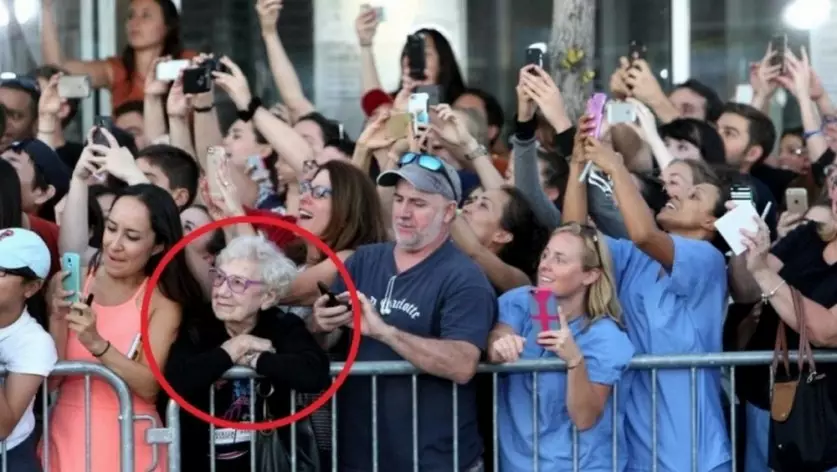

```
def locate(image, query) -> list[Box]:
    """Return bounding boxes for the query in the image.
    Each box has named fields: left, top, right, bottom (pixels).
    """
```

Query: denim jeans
left=5, top=433, right=43, bottom=472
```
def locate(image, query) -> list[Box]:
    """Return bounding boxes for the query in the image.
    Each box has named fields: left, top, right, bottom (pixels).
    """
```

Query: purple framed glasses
left=210, top=268, right=263, bottom=294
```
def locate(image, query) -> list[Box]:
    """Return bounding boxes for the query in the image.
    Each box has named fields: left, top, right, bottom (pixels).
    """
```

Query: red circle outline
left=141, top=215, right=361, bottom=431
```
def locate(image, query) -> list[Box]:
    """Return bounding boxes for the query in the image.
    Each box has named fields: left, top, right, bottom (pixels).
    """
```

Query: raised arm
left=257, top=0, right=316, bottom=121
left=165, top=75, right=197, bottom=158
left=355, top=5, right=385, bottom=94
left=451, top=217, right=531, bottom=292
left=624, top=58, right=680, bottom=124
left=143, top=57, right=172, bottom=144
left=40, top=0, right=113, bottom=89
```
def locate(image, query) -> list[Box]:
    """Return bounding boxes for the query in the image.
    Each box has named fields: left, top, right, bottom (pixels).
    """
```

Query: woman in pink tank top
left=42, top=184, right=205, bottom=471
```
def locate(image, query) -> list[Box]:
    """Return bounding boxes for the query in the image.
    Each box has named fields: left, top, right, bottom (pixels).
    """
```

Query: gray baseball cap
left=377, top=157, right=462, bottom=202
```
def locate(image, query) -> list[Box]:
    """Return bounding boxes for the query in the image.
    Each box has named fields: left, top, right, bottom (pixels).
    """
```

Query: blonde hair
left=553, top=223, right=623, bottom=330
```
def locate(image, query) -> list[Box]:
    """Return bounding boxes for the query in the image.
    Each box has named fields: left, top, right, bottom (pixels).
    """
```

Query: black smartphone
left=414, top=85, right=441, bottom=106
left=85, top=293, right=95, bottom=306
left=730, top=183, right=754, bottom=203
left=92, top=116, right=113, bottom=146
left=182, top=67, right=210, bottom=94
left=406, top=34, right=426, bottom=81
left=629, top=40, right=647, bottom=65
left=525, top=47, right=545, bottom=72
left=317, top=281, right=351, bottom=309
left=770, top=34, right=788, bottom=71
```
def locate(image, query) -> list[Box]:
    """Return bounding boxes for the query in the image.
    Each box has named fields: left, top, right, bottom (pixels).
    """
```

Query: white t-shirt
left=0, top=309, right=58, bottom=450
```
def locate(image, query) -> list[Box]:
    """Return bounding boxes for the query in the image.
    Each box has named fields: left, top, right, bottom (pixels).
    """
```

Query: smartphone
left=61, top=253, right=82, bottom=303
left=414, top=85, right=441, bottom=106
left=386, top=112, right=412, bottom=140
left=92, top=116, right=113, bottom=146
left=578, top=93, right=609, bottom=183
left=731, top=183, right=754, bottom=203
left=408, top=93, right=430, bottom=133
left=317, top=281, right=351, bottom=309
left=57, top=75, right=91, bottom=99
left=785, top=187, right=808, bottom=214
left=529, top=288, right=561, bottom=334
left=155, top=59, right=190, bottom=81
left=182, top=67, right=210, bottom=94
left=526, top=47, right=545, bottom=71
left=628, top=40, right=647, bottom=64
left=770, top=34, right=788, bottom=71
left=405, top=34, right=426, bottom=81
left=126, top=334, right=142, bottom=360
left=606, top=101, right=636, bottom=124
left=372, top=6, right=384, bottom=21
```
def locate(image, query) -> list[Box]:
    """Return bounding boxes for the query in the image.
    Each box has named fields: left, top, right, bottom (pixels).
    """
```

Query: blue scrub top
left=496, top=286, right=635, bottom=472
left=606, top=235, right=732, bottom=472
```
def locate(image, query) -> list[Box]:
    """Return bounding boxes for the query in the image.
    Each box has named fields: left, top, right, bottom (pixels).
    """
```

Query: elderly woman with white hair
left=164, top=235, right=331, bottom=471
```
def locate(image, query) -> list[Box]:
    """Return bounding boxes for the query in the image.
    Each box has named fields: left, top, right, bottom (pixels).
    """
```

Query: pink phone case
left=529, top=288, right=561, bottom=334
left=585, top=93, right=608, bottom=139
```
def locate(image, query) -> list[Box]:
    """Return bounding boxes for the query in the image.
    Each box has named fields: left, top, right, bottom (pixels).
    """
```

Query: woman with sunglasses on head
left=563, top=118, right=733, bottom=472
left=164, top=235, right=330, bottom=471
left=488, top=223, right=634, bottom=471
left=43, top=183, right=203, bottom=472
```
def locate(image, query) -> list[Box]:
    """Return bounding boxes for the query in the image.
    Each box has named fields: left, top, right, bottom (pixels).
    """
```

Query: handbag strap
left=772, top=306, right=791, bottom=376
left=791, top=287, right=817, bottom=374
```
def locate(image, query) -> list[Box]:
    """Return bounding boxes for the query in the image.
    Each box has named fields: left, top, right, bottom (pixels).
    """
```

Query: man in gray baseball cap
left=377, top=152, right=462, bottom=203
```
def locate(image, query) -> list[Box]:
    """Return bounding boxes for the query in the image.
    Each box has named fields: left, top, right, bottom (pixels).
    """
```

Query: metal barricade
left=0, top=361, right=135, bottom=472
left=159, top=351, right=837, bottom=472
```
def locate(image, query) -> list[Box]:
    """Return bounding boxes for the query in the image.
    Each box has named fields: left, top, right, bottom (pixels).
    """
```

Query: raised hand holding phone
left=536, top=296, right=583, bottom=368
left=578, top=93, right=608, bottom=182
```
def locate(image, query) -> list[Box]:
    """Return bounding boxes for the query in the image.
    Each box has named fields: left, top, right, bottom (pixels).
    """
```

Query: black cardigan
left=164, top=307, right=330, bottom=471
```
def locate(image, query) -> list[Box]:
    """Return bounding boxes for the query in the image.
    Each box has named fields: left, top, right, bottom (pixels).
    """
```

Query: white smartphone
left=606, top=101, right=636, bottom=124
left=57, top=75, right=91, bottom=99
left=408, top=93, right=430, bottom=134
left=126, top=334, right=141, bottom=360
left=155, top=59, right=190, bottom=81
left=785, top=187, right=808, bottom=215
left=372, top=6, right=385, bottom=21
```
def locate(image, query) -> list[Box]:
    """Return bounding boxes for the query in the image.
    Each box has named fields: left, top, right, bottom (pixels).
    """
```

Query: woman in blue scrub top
left=488, top=222, right=635, bottom=471
left=563, top=121, right=733, bottom=472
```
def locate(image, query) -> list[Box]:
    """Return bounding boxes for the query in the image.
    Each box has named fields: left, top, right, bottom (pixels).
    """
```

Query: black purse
left=768, top=288, right=837, bottom=471
left=257, top=387, right=321, bottom=472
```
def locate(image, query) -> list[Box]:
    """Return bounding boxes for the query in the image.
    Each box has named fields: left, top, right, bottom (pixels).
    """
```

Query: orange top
left=105, top=50, right=198, bottom=109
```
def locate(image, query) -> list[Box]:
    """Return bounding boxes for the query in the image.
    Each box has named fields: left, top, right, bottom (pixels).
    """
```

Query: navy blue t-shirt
left=331, top=240, right=497, bottom=471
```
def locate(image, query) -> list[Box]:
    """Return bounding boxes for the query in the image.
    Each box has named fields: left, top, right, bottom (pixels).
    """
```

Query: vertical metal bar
left=452, top=383, right=459, bottom=472
left=572, top=426, right=579, bottom=472
left=1, top=438, right=6, bottom=472
left=167, top=400, right=182, bottom=472
left=691, top=367, right=697, bottom=472
left=94, top=0, right=115, bottom=115
left=250, top=378, right=257, bottom=472
left=730, top=367, right=737, bottom=472
left=42, top=380, right=50, bottom=472
left=492, top=373, right=499, bottom=472
left=612, top=385, right=618, bottom=472
left=79, top=0, right=95, bottom=131
left=371, top=375, right=378, bottom=472
left=671, top=0, right=692, bottom=84
left=412, top=375, right=419, bottom=472
left=331, top=382, right=338, bottom=472
left=85, top=374, right=92, bottom=472
left=651, top=369, right=658, bottom=472
left=291, top=389, right=298, bottom=472
left=209, top=387, right=216, bottom=472
left=532, top=372, right=539, bottom=472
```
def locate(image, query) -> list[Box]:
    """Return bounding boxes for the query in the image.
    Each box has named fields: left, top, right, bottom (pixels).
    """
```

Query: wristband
left=237, top=97, right=263, bottom=122
left=803, top=129, right=823, bottom=140
left=93, top=341, right=111, bottom=358
left=193, top=104, right=214, bottom=113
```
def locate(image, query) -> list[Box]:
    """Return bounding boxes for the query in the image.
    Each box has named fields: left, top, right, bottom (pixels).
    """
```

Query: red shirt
left=27, top=214, right=61, bottom=278
left=242, top=208, right=299, bottom=250
left=106, top=50, right=199, bottom=109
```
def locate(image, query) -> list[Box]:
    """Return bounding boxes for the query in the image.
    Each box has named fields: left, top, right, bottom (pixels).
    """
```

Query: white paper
left=713, top=203, right=760, bottom=256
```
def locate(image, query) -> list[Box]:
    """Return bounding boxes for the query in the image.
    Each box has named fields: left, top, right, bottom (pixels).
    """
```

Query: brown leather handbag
left=768, top=288, right=837, bottom=471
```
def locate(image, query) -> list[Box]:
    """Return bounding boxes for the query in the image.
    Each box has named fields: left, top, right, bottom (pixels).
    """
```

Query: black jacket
left=164, top=307, right=330, bottom=471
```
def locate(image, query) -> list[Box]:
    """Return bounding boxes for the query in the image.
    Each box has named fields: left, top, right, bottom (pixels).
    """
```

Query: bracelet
left=237, top=97, right=263, bottom=122
left=92, top=341, right=111, bottom=358
left=567, top=357, right=583, bottom=370
left=193, top=104, right=214, bottom=113
left=761, top=279, right=787, bottom=305
left=803, top=129, right=823, bottom=140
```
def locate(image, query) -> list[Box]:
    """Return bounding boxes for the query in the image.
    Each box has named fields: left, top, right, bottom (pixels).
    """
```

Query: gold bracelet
left=761, top=279, right=787, bottom=305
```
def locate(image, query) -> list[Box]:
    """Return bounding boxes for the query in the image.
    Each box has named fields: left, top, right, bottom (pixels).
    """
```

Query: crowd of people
left=0, top=0, right=835, bottom=471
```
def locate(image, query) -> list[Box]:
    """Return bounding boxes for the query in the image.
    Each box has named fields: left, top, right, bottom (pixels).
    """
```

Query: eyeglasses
left=299, top=180, right=332, bottom=199
left=209, top=268, right=263, bottom=294
left=398, top=152, right=459, bottom=201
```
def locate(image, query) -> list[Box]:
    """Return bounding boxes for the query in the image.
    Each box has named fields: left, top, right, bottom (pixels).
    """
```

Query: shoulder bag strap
left=791, top=287, right=817, bottom=375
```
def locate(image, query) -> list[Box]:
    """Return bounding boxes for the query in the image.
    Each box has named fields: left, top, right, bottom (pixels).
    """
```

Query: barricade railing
left=158, top=351, right=837, bottom=472
left=0, top=361, right=135, bottom=472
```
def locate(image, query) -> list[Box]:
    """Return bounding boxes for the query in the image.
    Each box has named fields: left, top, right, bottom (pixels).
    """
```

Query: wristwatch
left=464, top=143, right=489, bottom=162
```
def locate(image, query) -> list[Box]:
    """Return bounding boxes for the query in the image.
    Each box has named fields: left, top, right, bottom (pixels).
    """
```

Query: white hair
left=215, top=235, right=298, bottom=298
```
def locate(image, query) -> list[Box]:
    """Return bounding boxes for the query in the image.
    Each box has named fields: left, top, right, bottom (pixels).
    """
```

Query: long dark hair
left=495, top=186, right=550, bottom=281
left=108, top=184, right=203, bottom=309
left=397, top=28, right=466, bottom=104
left=0, top=158, right=23, bottom=228
left=121, top=0, right=183, bottom=81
